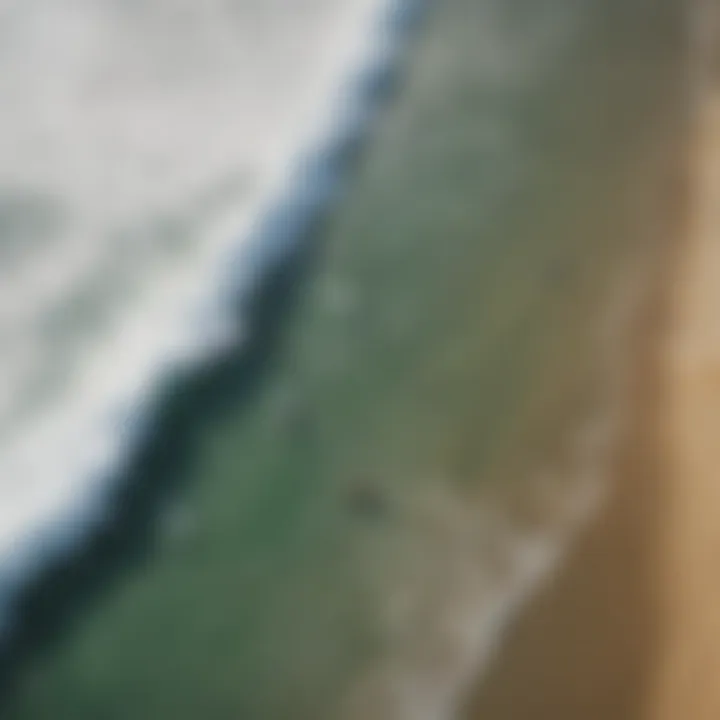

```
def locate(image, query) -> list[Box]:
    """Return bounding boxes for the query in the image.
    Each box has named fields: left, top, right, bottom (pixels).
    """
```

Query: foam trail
left=0, top=0, right=425, bottom=642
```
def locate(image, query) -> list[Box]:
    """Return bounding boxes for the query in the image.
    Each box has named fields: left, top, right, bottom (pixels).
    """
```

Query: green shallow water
left=6, top=1, right=689, bottom=718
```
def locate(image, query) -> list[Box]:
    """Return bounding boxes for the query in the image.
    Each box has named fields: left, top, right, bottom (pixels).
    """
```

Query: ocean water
left=0, top=0, right=414, bottom=627
left=0, top=0, right=688, bottom=718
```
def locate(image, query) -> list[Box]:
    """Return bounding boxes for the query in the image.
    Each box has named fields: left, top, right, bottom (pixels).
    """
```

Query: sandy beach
left=644, top=87, right=720, bottom=720
left=465, top=59, right=720, bottom=720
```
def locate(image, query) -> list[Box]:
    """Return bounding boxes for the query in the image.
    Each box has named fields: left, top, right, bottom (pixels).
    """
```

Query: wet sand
left=464, top=80, right=720, bottom=720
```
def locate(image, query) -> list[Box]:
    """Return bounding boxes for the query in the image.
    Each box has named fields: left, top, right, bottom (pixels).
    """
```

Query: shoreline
left=1, top=3, right=693, bottom=717
left=463, top=48, right=720, bottom=720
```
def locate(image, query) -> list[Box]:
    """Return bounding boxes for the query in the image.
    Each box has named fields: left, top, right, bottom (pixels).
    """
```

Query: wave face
left=0, top=0, right=416, bottom=631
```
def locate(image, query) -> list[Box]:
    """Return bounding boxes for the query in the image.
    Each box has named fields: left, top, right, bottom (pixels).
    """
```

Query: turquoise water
left=2, top=0, right=688, bottom=718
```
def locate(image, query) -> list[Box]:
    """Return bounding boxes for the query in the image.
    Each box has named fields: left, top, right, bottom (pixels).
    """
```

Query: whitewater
left=0, top=0, right=421, bottom=636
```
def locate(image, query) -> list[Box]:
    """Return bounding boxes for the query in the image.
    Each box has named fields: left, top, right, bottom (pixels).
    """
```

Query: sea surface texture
left=0, top=0, right=399, bottom=621
left=0, top=0, right=687, bottom=719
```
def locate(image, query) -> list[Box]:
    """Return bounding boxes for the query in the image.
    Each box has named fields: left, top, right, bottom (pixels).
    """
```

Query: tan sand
left=462, top=69, right=720, bottom=720
left=641, top=90, right=720, bottom=720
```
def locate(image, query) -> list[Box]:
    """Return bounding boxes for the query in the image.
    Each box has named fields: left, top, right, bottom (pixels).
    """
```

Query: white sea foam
left=0, top=0, right=422, bottom=634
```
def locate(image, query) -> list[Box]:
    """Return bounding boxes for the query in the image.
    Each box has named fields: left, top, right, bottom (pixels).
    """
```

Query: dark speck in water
left=345, top=480, right=389, bottom=520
